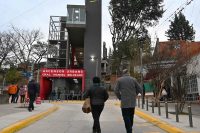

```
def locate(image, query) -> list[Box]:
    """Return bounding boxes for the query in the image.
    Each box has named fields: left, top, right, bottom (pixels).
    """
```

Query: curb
left=0, top=105, right=59, bottom=133
left=135, top=108, right=185, bottom=133
left=114, top=102, right=185, bottom=133
left=51, top=100, right=84, bottom=104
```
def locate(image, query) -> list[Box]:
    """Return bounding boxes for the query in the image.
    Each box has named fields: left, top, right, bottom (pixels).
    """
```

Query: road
left=17, top=102, right=166, bottom=133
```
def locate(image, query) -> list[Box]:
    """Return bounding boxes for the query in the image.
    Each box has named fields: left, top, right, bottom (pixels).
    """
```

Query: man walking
left=114, top=69, right=143, bottom=133
left=27, top=79, right=38, bottom=112
left=83, top=77, right=109, bottom=133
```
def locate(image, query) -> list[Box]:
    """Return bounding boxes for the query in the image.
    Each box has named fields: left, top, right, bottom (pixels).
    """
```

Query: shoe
left=93, top=128, right=101, bottom=133
left=28, top=108, right=32, bottom=112
left=93, top=128, right=96, bottom=133
left=97, top=129, right=101, bottom=133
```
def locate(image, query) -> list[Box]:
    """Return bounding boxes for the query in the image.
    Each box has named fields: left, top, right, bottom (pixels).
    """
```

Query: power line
left=156, top=0, right=195, bottom=29
left=0, top=0, right=49, bottom=28
left=151, top=0, right=195, bottom=45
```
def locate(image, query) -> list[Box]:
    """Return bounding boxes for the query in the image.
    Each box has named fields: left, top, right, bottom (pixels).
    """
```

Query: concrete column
left=84, top=0, right=102, bottom=89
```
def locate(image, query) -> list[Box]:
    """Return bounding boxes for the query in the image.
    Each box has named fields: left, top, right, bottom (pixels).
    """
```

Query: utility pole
left=140, top=47, right=143, bottom=84
left=37, top=69, right=40, bottom=82
left=140, top=47, right=145, bottom=105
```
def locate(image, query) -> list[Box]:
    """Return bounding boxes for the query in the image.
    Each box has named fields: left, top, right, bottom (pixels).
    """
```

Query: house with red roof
left=144, top=39, right=200, bottom=101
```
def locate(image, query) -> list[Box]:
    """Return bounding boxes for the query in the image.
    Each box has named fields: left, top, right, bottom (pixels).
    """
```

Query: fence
left=185, top=95, right=200, bottom=101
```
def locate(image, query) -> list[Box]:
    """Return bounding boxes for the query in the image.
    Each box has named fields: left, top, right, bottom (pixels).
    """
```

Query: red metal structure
left=40, top=68, right=85, bottom=99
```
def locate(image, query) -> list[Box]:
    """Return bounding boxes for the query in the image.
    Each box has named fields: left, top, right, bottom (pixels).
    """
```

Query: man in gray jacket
left=114, top=69, right=143, bottom=133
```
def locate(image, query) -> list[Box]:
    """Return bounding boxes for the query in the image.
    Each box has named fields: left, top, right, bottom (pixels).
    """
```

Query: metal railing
left=185, top=95, right=199, bottom=101
left=136, top=97, right=197, bottom=128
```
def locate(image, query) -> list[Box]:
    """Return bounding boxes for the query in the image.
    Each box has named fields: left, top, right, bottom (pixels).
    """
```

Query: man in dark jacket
left=83, top=77, right=109, bottom=133
left=27, top=79, right=38, bottom=112
left=114, top=69, right=143, bottom=133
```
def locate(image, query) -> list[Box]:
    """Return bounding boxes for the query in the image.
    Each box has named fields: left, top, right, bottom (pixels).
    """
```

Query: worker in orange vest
left=8, top=84, right=18, bottom=103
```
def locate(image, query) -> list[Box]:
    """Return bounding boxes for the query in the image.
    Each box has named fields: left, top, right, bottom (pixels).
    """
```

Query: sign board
left=41, top=68, right=85, bottom=78
left=21, top=72, right=32, bottom=78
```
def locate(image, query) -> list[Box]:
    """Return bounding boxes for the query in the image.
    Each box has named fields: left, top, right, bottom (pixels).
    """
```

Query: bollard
left=142, top=95, right=145, bottom=105
left=142, top=97, right=144, bottom=109
left=175, top=103, right=179, bottom=122
left=158, top=102, right=161, bottom=116
left=146, top=98, right=148, bottom=111
left=138, top=97, right=140, bottom=108
left=165, top=102, right=168, bottom=118
left=42, top=98, right=44, bottom=103
left=152, top=101, right=154, bottom=113
left=188, top=104, right=193, bottom=127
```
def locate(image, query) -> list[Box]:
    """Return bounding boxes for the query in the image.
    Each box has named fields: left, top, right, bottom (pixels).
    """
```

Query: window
left=174, top=44, right=180, bottom=49
left=183, top=75, right=198, bottom=94
left=189, top=75, right=198, bottom=93
left=182, top=77, right=189, bottom=92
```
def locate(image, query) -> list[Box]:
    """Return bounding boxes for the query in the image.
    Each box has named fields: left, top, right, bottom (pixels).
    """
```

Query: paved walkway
left=0, top=100, right=199, bottom=133
left=0, top=102, right=57, bottom=132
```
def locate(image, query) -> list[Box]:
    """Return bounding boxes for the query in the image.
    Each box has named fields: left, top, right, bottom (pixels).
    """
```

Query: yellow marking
left=89, top=0, right=97, bottom=3
left=144, top=132, right=161, bottom=133
left=51, top=100, right=84, bottom=105
left=0, top=106, right=59, bottom=133
left=135, top=109, right=185, bottom=133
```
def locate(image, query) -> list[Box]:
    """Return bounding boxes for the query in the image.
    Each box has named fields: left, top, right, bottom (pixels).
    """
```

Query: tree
left=145, top=40, right=198, bottom=113
left=0, top=32, right=14, bottom=68
left=7, top=26, right=48, bottom=70
left=5, top=68, right=22, bottom=84
left=166, top=12, right=195, bottom=41
left=109, top=0, right=164, bottom=51
left=109, top=36, right=152, bottom=80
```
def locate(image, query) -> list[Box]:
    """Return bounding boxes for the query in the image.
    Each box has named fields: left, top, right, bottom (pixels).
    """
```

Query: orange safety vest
left=8, top=85, right=17, bottom=94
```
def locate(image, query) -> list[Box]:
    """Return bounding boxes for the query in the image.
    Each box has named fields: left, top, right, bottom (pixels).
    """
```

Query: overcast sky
left=0, top=0, right=199, bottom=49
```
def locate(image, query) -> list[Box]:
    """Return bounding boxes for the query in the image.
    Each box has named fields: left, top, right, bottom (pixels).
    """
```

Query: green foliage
left=166, top=12, right=195, bottom=41
left=110, top=37, right=152, bottom=76
left=109, top=0, right=164, bottom=51
left=5, top=68, right=22, bottom=84
left=130, top=71, right=141, bottom=82
left=122, top=37, right=152, bottom=61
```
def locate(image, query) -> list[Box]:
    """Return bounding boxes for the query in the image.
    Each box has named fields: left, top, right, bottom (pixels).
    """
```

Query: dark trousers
left=20, top=95, right=25, bottom=103
left=10, top=94, right=15, bottom=103
left=28, top=95, right=36, bottom=110
left=15, top=94, right=19, bottom=103
left=121, top=107, right=135, bottom=133
left=91, top=104, right=104, bottom=132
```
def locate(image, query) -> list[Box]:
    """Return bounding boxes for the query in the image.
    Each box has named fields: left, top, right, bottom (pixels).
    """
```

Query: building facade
left=40, top=1, right=102, bottom=99
left=184, top=53, right=200, bottom=100
left=143, top=39, right=200, bottom=101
